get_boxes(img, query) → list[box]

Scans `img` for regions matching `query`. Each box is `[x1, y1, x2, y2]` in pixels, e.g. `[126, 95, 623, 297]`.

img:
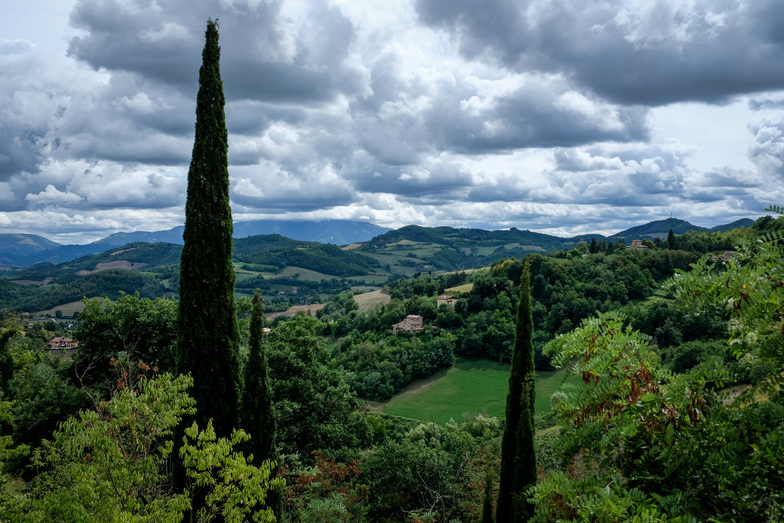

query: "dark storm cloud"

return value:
[5, 0, 782, 241]
[425, 89, 649, 153]
[103, 72, 195, 137]
[226, 102, 274, 136]
[68, 0, 202, 88]
[68, 0, 364, 104]
[231, 175, 357, 213]
[468, 184, 533, 203]
[702, 168, 761, 189]
[346, 160, 474, 199]
[351, 60, 649, 166]
[748, 97, 784, 111]
[52, 0, 368, 195]
[0, 126, 44, 181]
[416, 0, 784, 106]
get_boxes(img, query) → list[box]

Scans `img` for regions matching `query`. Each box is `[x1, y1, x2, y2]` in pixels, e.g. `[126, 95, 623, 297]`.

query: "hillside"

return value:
[614, 218, 706, 239]
[0, 219, 390, 267]
[1, 217, 753, 268]
[1, 236, 384, 313]
[0, 216, 764, 313]
[358, 225, 566, 274]
[707, 218, 755, 232]
[233, 235, 382, 277]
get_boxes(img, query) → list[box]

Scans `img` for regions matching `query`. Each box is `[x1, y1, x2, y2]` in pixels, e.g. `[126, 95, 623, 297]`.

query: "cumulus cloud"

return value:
[1, 0, 783, 241]
[415, 0, 784, 105]
[25, 184, 83, 206]
[749, 122, 784, 179]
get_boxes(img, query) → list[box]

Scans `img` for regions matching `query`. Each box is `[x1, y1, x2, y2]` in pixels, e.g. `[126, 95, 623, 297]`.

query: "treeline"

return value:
[306, 239, 735, 401]
[4, 269, 167, 312]
[337, 331, 456, 400]
[236, 274, 351, 296]
[361, 224, 567, 252]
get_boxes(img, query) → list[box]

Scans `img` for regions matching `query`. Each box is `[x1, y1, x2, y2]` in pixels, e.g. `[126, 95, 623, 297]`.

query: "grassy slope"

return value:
[354, 290, 391, 312]
[380, 358, 571, 425]
[34, 300, 86, 318]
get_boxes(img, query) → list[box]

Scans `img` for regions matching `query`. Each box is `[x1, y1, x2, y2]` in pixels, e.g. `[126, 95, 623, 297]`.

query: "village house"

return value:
[47, 337, 78, 350]
[437, 294, 457, 307]
[392, 314, 424, 333]
[629, 239, 647, 249]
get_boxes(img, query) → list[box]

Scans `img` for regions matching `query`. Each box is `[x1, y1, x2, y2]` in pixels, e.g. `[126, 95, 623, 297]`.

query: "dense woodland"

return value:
[1, 210, 783, 521]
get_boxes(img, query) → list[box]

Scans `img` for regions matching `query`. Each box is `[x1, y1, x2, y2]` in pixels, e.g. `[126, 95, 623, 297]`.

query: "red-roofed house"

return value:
[48, 337, 78, 350]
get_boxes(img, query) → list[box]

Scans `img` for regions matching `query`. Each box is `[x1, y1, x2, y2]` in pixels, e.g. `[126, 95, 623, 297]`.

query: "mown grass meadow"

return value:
[381, 358, 571, 425]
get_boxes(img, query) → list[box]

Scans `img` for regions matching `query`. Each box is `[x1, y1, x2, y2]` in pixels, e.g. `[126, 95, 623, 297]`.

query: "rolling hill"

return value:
[0, 216, 762, 313]
[0, 219, 390, 267]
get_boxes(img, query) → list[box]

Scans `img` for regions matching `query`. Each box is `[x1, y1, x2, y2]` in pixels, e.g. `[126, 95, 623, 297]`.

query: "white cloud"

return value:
[1, 0, 783, 242]
[25, 184, 83, 206]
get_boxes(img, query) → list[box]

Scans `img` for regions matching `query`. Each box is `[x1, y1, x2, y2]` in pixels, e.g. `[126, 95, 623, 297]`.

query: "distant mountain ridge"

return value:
[0, 217, 756, 268]
[94, 219, 391, 248]
[0, 220, 391, 266]
[0, 216, 764, 313]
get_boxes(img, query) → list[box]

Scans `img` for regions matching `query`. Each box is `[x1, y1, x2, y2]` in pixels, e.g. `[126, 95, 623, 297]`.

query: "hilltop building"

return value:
[392, 314, 424, 333]
[48, 337, 78, 350]
[437, 295, 456, 307]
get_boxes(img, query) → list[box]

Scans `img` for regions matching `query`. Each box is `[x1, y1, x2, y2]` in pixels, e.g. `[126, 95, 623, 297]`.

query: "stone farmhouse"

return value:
[392, 314, 424, 333]
[437, 294, 457, 307]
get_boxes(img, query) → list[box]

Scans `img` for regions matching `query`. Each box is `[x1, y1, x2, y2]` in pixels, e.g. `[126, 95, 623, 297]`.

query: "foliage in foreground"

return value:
[6, 372, 281, 522]
[518, 211, 784, 521]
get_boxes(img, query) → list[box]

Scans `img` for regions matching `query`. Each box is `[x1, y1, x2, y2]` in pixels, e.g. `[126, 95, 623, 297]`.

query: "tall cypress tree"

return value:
[176, 19, 240, 439]
[241, 291, 280, 516]
[481, 468, 494, 523]
[242, 291, 277, 465]
[496, 261, 537, 522]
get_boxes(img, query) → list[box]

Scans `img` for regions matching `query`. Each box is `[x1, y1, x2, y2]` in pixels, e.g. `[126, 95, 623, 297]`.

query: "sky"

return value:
[2, 0, 784, 244]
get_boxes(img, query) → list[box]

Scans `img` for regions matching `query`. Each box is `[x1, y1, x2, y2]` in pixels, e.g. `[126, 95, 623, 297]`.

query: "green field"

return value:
[445, 283, 473, 294]
[380, 358, 571, 425]
[353, 290, 391, 312]
[34, 300, 87, 319]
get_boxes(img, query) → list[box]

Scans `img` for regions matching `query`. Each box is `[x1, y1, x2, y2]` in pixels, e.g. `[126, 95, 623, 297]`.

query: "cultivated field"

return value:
[264, 303, 326, 320]
[353, 290, 391, 312]
[444, 283, 473, 294]
[33, 300, 87, 319]
[380, 358, 571, 425]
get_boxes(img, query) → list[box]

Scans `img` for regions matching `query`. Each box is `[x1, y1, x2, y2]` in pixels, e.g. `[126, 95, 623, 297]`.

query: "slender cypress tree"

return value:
[176, 19, 240, 439]
[242, 291, 277, 464]
[241, 291, 280, 516]
[667, 228, 676, 250]
[496, 261, 537, 522]
[481, 468, 494, 523]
